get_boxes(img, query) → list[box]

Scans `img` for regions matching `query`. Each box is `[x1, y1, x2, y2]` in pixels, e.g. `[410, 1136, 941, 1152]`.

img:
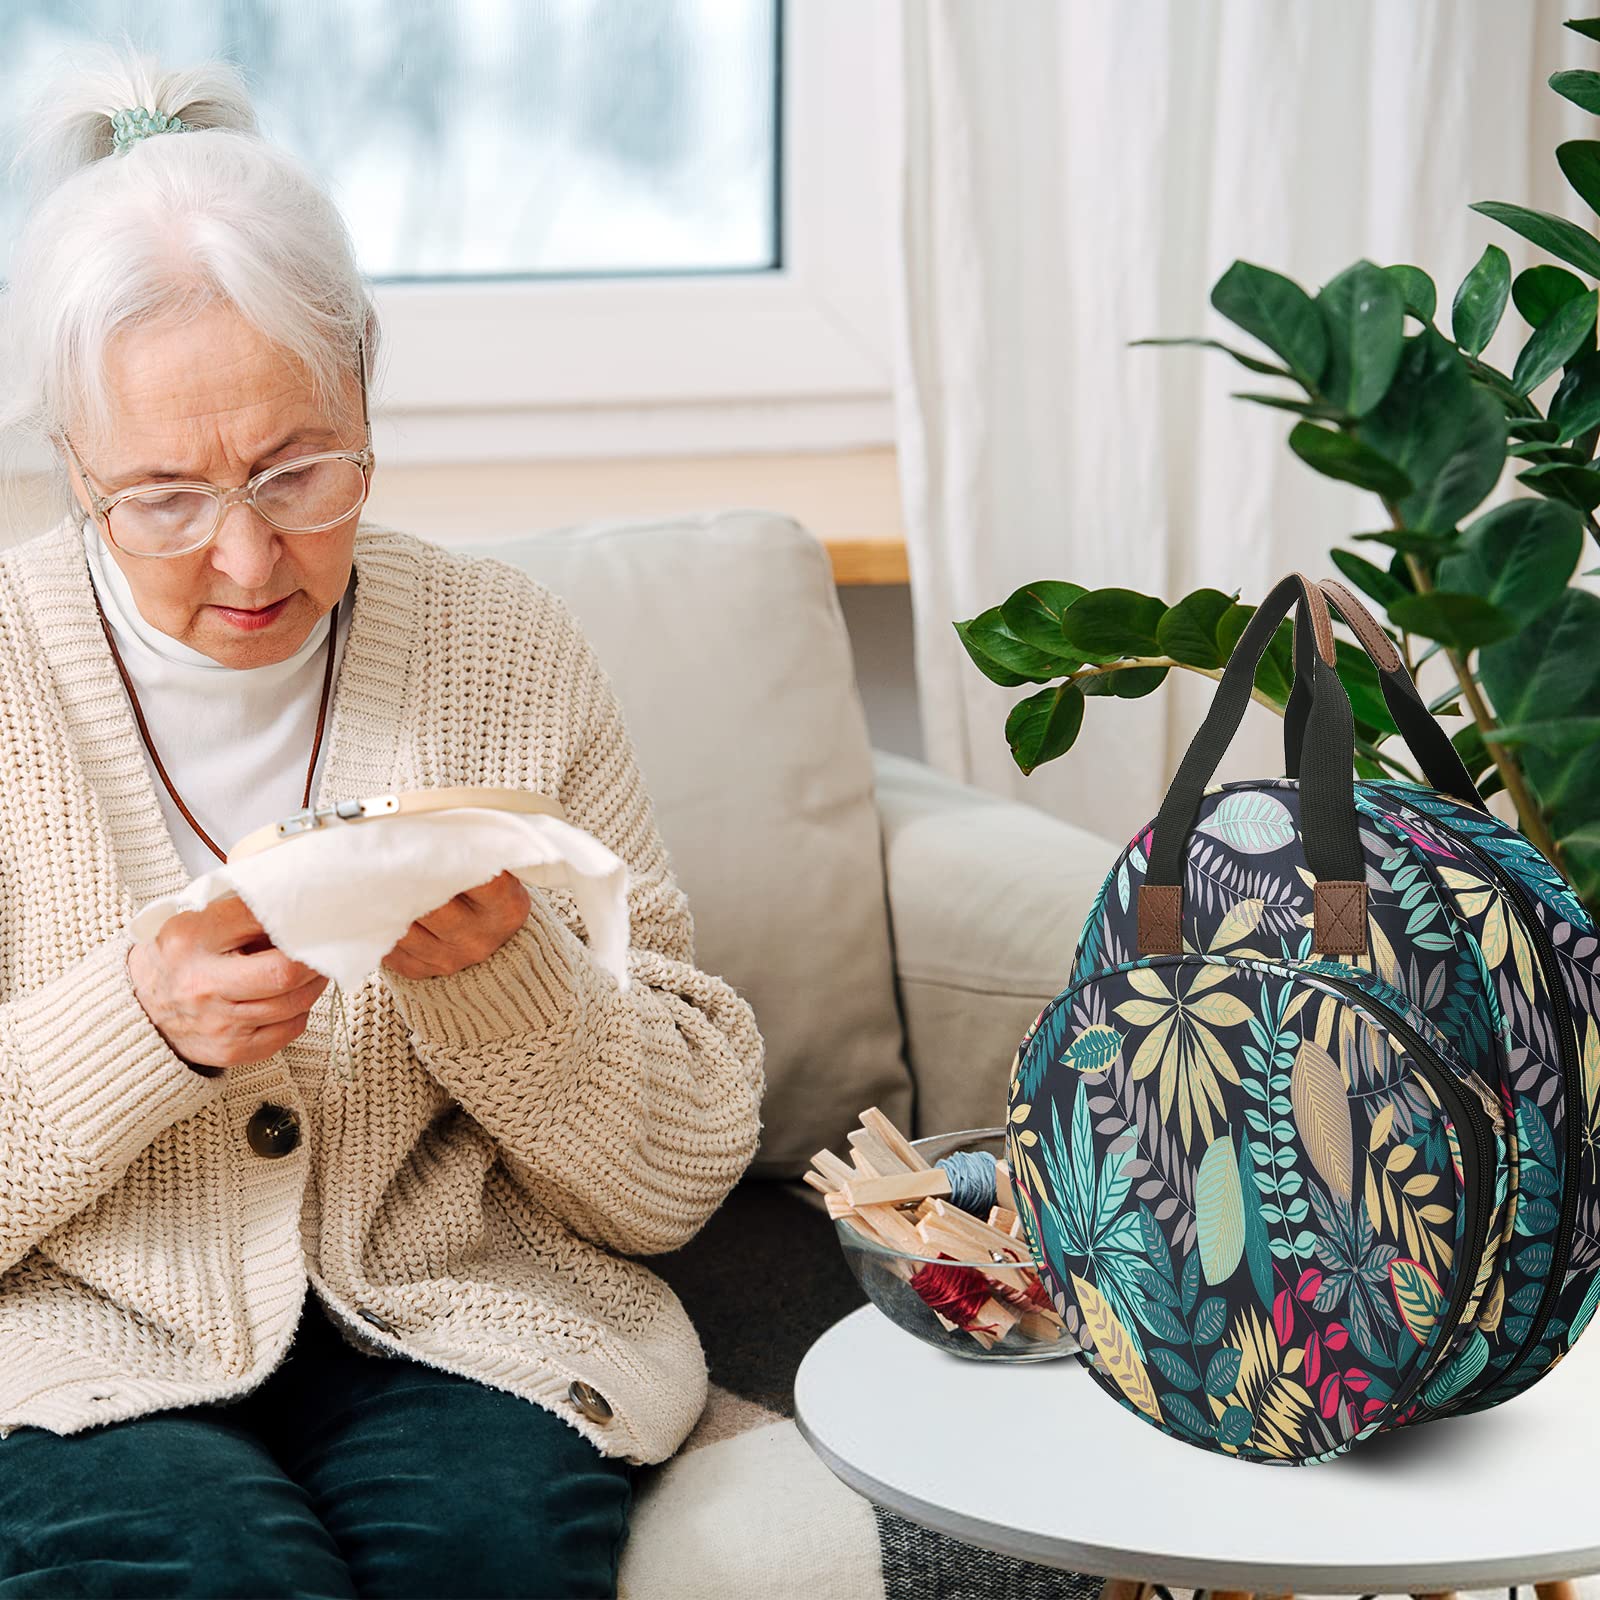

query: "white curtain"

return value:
[892, 0, 1588, 846]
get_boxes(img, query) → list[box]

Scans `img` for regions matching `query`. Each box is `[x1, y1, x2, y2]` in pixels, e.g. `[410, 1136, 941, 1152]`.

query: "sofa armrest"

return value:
[871, 748, 1117, 1140]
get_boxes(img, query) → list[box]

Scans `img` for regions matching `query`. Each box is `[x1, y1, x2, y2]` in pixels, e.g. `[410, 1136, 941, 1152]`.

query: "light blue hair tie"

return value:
[109, 105, 193, 155]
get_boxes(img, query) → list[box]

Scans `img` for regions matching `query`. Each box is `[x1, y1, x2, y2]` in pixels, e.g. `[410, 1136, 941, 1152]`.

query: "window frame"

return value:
[369, 0, 896, 463]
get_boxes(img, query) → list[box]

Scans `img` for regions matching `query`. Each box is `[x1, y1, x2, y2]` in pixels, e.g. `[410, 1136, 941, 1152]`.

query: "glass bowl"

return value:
[831, 1125, 1080, 1363]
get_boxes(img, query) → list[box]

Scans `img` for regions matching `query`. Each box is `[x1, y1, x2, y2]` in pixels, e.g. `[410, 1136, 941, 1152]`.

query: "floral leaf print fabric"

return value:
[1008, 947, 1511, 1464]
[1051, 774, 1600, 1429]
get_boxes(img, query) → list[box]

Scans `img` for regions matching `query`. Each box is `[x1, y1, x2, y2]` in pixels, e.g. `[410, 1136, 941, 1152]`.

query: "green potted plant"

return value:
[956, 16, 1600, 915]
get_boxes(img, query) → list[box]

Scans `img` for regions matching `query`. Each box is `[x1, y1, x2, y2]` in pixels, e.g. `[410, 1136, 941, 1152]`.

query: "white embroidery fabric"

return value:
[129, 807, 631, 993]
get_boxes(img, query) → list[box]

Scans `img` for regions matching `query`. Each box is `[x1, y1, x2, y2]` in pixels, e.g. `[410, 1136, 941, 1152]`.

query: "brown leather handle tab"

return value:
[1319, 578, 1403, 670]
[1288, 575, 1401, 674]
[1138, 884, 1183, 955]
[1139, 879, 1366, 955]
[1290, 569, 1339, 668]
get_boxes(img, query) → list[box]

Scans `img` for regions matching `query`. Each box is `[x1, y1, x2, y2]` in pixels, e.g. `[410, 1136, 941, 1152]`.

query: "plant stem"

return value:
[1392, 524, 1568, 876]
[1063, 656, 1282, 713]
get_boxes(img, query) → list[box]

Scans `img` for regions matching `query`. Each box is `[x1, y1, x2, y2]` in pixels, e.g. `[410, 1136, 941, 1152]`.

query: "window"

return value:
[2, 0, 780, 281]
[0, 0, 891, 460]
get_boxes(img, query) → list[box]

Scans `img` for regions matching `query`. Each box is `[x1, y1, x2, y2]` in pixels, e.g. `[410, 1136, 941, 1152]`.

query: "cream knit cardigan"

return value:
[0, 515, 766, 1466]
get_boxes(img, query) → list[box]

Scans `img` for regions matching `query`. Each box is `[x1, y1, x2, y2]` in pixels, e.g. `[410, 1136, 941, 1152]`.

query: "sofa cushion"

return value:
[871, 750, 1118, 1140]
[457, 510, 910, 1177]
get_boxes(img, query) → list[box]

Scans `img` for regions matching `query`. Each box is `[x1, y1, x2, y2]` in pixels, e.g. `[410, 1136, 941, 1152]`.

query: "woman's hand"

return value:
[127, 895, 330, 1070]
[380, 870, 532, 981]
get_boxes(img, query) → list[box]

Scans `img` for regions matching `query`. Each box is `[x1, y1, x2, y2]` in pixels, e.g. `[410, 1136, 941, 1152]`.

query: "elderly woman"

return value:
[0, 46, 765, 1600]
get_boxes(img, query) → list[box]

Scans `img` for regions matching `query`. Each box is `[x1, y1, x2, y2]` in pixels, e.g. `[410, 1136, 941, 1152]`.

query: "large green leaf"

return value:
[1567, 18, 1600, 42]
[1230, 392, 1349, 421]
[1486, 718, 1600, 756]
[1081, 665, 1171, 700]
[1386, 264, 1437, 324]
[953, 610, 1070, 685]
[1351, 528, 1454, 557]
[1387, 591, 1519, 654]
[1318, 261, 1405, 415]
[1548, 350, 1600, 442]
[1470, 201, 1600, 278]
[1516, 462, 1600, 511]
[1357, 329, 1507, 530]
[1006, 683, 1086, 774]
[1513, 264, 1589, 330]
[1288, 423, 1412, 496]
[1508, 414, 1563, 444]
[1469, 358, 1534, 414]
[1558, 141, 1600, 215]
[1156, 587, 1237, 669]
[1551, 69, 1600, 114]
[1330, 549, 1409, 608]
[1060, 588, 1168, 658]
[1506, 440, 1591, 462]
[1480, 586, 1600, 886]
[1210, 261, 1328, 388]
[1511, 290, 1599, 394]
[1480, 585, 1600, 726]
[1438, 498, 1584, 628]
[1000, 580, 1088, 655]
[1451, 245, 1511, 357]
[1130, 337, 1295, 380]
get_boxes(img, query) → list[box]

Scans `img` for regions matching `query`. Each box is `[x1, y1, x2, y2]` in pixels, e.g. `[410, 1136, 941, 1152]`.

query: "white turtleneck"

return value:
[83, 520, 355, 880]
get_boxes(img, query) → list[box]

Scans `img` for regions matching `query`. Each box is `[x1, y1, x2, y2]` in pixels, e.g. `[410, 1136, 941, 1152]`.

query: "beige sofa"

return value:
[463, 510, 1116, 1598]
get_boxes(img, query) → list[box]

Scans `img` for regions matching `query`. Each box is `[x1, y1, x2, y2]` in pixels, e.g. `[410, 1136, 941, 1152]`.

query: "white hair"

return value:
[0, 40, 380, 516]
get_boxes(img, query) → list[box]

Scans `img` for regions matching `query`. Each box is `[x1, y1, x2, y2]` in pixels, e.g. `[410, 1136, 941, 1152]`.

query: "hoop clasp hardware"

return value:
[276, 794, 401, 839]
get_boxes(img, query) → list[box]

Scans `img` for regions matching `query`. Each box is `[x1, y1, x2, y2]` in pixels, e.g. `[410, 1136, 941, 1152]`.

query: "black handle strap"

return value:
[1283, 578, 1486, 811]
[1138, 573, 1368, 959]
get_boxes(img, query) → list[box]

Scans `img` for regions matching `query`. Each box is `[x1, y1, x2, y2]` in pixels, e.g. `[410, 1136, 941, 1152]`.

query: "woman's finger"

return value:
[213, 945, 326, 1002]
[242, 1014, 315, 1060]
[224, 973, 329, 1025]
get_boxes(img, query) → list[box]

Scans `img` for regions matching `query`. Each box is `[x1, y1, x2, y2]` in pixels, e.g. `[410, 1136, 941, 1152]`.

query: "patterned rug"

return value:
[635, 1174, 1124, 1598]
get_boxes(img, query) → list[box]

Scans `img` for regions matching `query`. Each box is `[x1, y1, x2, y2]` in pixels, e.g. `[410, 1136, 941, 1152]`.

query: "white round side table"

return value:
[794, 1304, 1600, 1600]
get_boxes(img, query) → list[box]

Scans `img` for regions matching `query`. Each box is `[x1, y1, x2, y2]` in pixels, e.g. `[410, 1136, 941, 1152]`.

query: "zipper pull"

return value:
[1461, 1069, 1504, 1131]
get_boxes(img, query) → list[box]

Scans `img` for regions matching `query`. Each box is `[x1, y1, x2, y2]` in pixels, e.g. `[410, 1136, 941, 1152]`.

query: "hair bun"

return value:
[9, 40, 259, 204]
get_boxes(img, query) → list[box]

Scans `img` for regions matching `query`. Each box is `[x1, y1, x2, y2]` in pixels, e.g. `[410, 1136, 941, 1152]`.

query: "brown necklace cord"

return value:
[92, 594, 341, 866]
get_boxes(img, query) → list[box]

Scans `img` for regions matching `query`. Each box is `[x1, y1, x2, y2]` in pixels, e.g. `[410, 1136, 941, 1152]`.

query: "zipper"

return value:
[1292, 962, 1500, 1422]
[1419, 807, 1582, 1383]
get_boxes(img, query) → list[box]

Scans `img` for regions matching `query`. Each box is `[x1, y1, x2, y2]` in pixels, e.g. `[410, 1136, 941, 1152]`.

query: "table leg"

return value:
[1411, 1591, 1461, 1600]
[1097, 1583, 1153, 1600]
[1534, 1586, 1579, 1600]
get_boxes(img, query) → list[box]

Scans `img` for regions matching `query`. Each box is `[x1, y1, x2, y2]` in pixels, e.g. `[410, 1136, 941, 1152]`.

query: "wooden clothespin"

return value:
[804, 1105, 1065, 1351]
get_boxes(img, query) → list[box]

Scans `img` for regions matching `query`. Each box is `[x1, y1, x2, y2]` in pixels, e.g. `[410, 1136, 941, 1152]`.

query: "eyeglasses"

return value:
[56, 335, 376, 560]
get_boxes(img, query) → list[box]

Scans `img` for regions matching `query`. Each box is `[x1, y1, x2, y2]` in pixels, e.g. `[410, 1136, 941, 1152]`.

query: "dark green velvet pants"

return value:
[0, 1292, 638, 1598]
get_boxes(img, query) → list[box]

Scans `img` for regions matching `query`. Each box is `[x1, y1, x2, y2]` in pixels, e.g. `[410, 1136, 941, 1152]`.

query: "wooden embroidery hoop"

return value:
[226, 785, 568, 863]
